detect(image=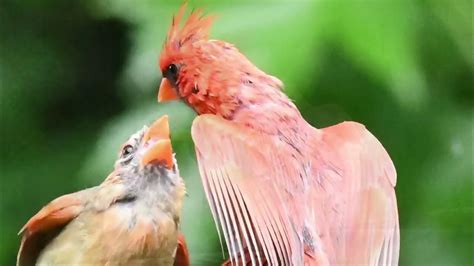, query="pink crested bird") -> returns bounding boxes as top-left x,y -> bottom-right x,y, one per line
17,116 -> 190,266
157,5 -> 399,266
